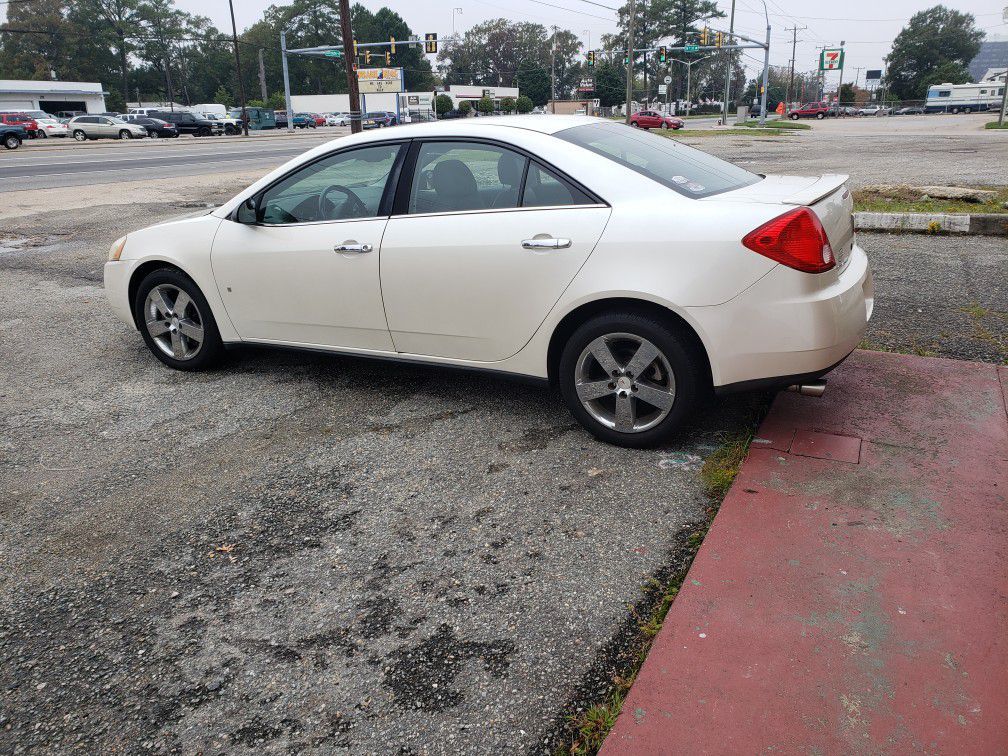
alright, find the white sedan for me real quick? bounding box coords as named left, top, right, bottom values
left=35, top=117, right=69, bottom=138
left=104, top=116, right=873, bottom=447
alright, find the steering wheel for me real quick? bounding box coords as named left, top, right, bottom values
left=319, top=184, right=367, bottom=220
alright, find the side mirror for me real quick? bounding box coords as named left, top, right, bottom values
left=236, top=195, right=259, bottom=224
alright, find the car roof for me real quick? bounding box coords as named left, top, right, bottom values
left=345, top=114, right=604, bottom=143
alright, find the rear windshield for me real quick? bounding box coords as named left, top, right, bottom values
left=556, top=121, right=760, bottom=199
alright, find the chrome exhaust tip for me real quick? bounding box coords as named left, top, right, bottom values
left=786, top=380, right=827, bottom=397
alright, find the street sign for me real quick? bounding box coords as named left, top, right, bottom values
left=658, top=84, right=667, bottom=95
left=684, top=44, right=699, bottom=52
left=663, top=75, right=672, bottom=84
left=323, top=50, right=342, bottom=58
left=820, top=48, right=844, bottom=71
left=358, top=67, right=404, bottom=93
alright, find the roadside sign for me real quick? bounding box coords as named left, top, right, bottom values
left=684, top=44, right=699, bottom=53
left=323, top=50, right=342, bottom=58
left=659, top=84, right=667, bottom=95
left=866, top=69, right=882, bottom=80
left=663, top=75, right=672, bottom=84
left=820, top=48, right=844, bottom=71
left=358, top=67, right=404, bottom=93
left=577, top=76, right=595, bottom=93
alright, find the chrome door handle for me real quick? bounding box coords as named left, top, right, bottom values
left=334, top=243, right=372, bottom=254
left=522, top=238, right=571, bottom=250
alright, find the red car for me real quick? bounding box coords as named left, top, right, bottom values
left=309, top=113, right=325, bottom=127
left=629, top=110, right=684, bottom=130
left=0, top=113, right=39, bottom=137
left=789, top=102, right=830, bottom=120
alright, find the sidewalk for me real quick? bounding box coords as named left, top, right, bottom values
left=602, top=351, right=1008, bottom=754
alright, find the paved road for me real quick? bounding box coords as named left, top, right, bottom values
left=0, top=133, right=339, bottom=191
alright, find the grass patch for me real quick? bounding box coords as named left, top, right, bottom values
left=858, top=337, right=938, bottom=358
left=555, top=408, right=767, bottom=755
left=736, top=119, right=811, bottom=130
left=985, top=120, right=1008, bottom=129
left=852, top=185, right=1008, bottom=215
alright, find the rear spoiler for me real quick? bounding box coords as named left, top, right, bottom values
left=781, top=174, right=849, bottom=206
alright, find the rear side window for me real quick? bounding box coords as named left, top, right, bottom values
left=557, top=121, right=759, bottom=199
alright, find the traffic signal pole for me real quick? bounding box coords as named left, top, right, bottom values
left=759, top=22, right=770, bottom=125
left=624, top=0, right=636, bottom=124
left=721, top=0, right=735, bottom=126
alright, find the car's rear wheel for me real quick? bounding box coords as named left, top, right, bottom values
left=3, top=134, right=21, bottom=149
left=197, top=127, right=211, bottom=137
left=73, top=129, right=87, bottom=141
left=149, top=130, right=160, bottom=139
left=133, top=268, right=223, bottom=371
left=558, top=312, right=704, bottom=448
left=816, top=112, right=824, bottom=119
left=790, top=113, right=799, bottom=120
left=660, top=122, right=669, bottom=130
left=963, top=107, right=971, bottom=114
left=37, top=130, right=47, bottom=138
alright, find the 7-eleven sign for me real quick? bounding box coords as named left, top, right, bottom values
left=820, top=48, right=844, bottom=71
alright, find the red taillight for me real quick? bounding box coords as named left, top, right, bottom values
left=742, top=207, right=835, bottom=273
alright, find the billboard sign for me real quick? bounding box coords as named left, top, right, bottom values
left=819, top=49, right=844, bottom=71
left=357, top=67, right=404, bottom=93
left=866, top=69, right=882, bottom=81
left=577, top=77, right=595, bottom=92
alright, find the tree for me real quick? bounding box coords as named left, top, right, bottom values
left=477, top=95, right=494, bottom=114
left=516, top=61, right=551, bottom=106
left=500, top=96, right=516, bottom=113
left=515, top=94, right=533, bottom=113
left=75, top=0, right=145, bottom=104
left=213, top=85, right=232, bottom=105
left=886, top=5, right=984, bottom=101
left=458, top=100, right=472, bottom=116
left=434, top=94, right=453, bottom=116
left=594, top=59, right=625, bottom=107
left=838, top=82, right=856, bottom=106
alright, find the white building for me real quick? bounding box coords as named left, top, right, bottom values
left=0, top=80, right=107, bottom=115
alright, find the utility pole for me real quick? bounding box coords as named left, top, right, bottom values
left=258, top=48, right=268, bottom=101
left=784, top=25, right=805, bottom=114
left=721, top=0, right=736, bottom=125
left=835, top=41, right=845, bottom=110
left=624, top=0, right=636, bottom=123
left=758, top=20, right=770, bottom=124
left=551, top=25, right=557, bottom=113
left=163, top=58, right=175, bottom=111
left=338, top=0, right=362, bottom=133
left=280, top=31, right=294, bottom=132
left=1000, top=5, right=1008, bottom=126
left=227, top=0, right=248, bottom=135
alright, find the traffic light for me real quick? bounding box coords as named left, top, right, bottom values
left=700, top=27, right=709, bottom=45
left=658, top=45, right=667, bottom=63
left=623, top=52, right=630, bottom=65
left=587, top=50, right=595, bottom=67
left=385, top=51, right=391, bottom=65
left=425, top=33, right=438, bottom=53
left=352, top=39, right=358, bottom=56
left=365, top=49, right=371, bottom=64
left=716, top=31, right=724, bottom=47
left=389, top=37, right=396, bottom=54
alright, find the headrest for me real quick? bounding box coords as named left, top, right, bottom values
left=497, top=153, right=524, bottom=186
left=432, top=159, right=477, bottom=197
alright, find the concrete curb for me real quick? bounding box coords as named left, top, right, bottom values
left=854, top=211, right=1008, bottom=235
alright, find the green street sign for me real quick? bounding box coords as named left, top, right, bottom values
left=684, top=44, right=700, bottom=52
left=324, top=50, right=342, bottom=58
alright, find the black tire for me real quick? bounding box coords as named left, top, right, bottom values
left=73, top=129, right=87, bottom=141
left=133, top=267, right=224, bottom=371
left=963, top=107, right=971, bottom=114
left=197, top=127, right=211, bottom=137
left=224, top=124, right=237, bottom=135
left=816, top=112, right=824, bottom=119
left=3, top=134, right=21, bottom=150
left=630, top=121, right=639, bottom=127
left=149, top=130, right=160, bottom=139
left=37, top=130, right=47, bottom=139
left=790, top=113, right=799, bottom=120
left=558, top=311, right=705, bottom=448
left=119, top=129, right=131, bottom=140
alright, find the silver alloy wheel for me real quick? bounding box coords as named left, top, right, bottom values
left=144, top=284, right=204, bottom=361
left=575, top=332, right=676, bottom=433
left=149, top=130, right=160, bottom=139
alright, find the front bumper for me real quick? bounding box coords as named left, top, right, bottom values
left=104, top=260, right=137, bottom=329
left=689, top=243, right=874, bottom=389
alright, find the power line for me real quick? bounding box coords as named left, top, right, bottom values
left=522, top=0, right=614, bottom=22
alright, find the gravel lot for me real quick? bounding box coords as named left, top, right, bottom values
left=0, top=191, right=761, bottom=753
left=1, top=125, right=1004, bottom=752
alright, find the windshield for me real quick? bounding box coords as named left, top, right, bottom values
left=556, top=121, right=759, bottom=199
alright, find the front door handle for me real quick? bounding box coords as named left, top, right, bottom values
left=334, top=242, right=373, bottom=254
left=522, top=237, right=572, bottom=250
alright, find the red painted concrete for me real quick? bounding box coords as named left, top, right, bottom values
left=602, top=351, right=1008, bottom=755
left=790, top=429, right=862, bottom=463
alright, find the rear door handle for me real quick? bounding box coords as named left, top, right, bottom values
left=334, top=242, right=372, bottom=254
left=522, top=238, right=571, bottom=250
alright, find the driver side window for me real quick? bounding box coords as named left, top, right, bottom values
left=258, top=144, right=402, bottom=225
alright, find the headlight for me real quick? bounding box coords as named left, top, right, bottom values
left=108, top=236, right=127, bottom=262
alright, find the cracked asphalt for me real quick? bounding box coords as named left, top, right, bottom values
left=1, top=137, right=1004, bottom=752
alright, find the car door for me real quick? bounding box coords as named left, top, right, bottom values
left=379, top=139, right=610, bottom=362
left=211, top=142, right=405, bottom=350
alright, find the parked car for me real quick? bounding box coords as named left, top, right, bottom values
left=324, top=112, right=350, bottom=126
left=103, top=116, right=872, bottom=448
left=307, top=113, right=326, bottom=127
left=151, top=110, right=220, bottom=136
left=34, top=117, right=69, bottom=138
left=294, top=113, right=318, bottom=128
left=0, top=113, right=40, bottom=138
left=121, top=114, right=179, bottom=138
left=68, top=114, right=148, bottom=141
left=1, top=122, right=26, bottom=149
left=362, top=111, right=396, bottom=128
left=895, top=106, right=924, bottom=115
left=199, top=112, right=243, bottom=134
left=230, top=106, right=276, bottom=130
left=275, top=111, right=314, bottom=129
left=629, top=110, right=684, bottom=130
left=789, top=102, right=831, bottom=119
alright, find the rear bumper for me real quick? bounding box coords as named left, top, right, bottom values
left=689, top=243, right=874, bottom=389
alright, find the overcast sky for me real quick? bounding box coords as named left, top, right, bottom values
left=186, top=0, right=1006, bottom=86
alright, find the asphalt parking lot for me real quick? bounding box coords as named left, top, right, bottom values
left=1, top=121, right=1005, bottom=752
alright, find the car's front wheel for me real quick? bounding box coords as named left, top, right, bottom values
left=133, top=268, right=223, bottom=371
left=790, top=113, right=799, bottom=120
left=558, top=311, right=704, bottom=447
left=3, top=134, right=21, bottom=149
